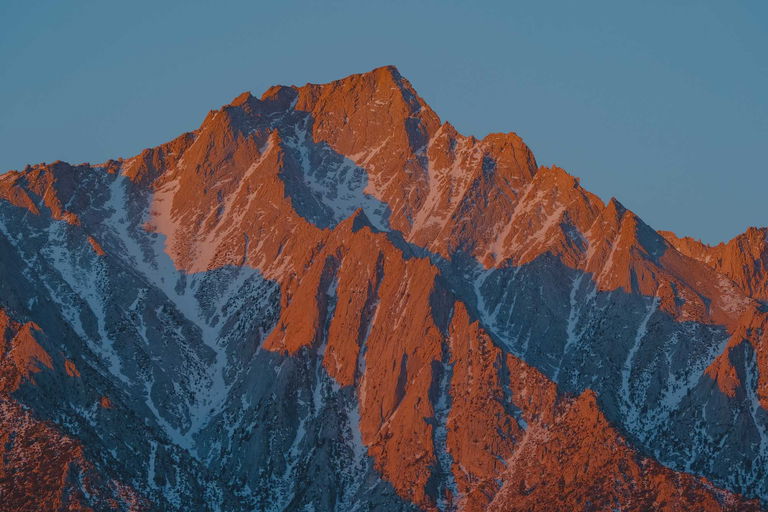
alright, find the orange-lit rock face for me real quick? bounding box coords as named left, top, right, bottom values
left=487, top=389, right=761, bottom=512
left=1, top=66, right=767, bottom=511
left=0, top=311, right=54, bottom=393
left=662, top=227, right=768, bottom=302
left=64, top=359, right=80, bottom=377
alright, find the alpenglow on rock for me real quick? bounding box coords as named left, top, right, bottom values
left=1, top=66, right=767, bottom=511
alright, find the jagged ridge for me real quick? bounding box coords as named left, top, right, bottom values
left=0, top=66, right=767, bottom=511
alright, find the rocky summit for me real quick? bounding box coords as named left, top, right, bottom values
left=1, top=66, right=767, bottom=511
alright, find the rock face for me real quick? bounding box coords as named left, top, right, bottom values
left=661, top=228, right=768, bottom=302
left=0, top=65, right=766, bottom=511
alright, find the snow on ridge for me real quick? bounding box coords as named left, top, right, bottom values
left=283, top=121, right=390, bottom=231
left=103, top=172, right=276, bottom=452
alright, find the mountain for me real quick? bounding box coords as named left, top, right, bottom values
left=1, top=65, right=767, bottom=511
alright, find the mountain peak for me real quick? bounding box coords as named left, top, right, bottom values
left=292, top=64, right=431, bottom=118
left=322, top=64, right=405, bottom=88
left=230, top=91, right=252, bottom=106
left=3, top=68, right=767, bottom=511
left=605, top=196, right=628, bottom=218
left=355, top=64, right=403, bottom=81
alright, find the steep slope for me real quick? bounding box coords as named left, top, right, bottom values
left=0, top=66, right=766, bottom=511
left=487, top=388, right=758, bottom=512
left=661, top=227, right=768, bottom=302
left=0, top=309, right=150, bottom=512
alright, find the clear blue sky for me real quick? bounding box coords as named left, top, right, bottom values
left=1, top=1, right=765, bottom=244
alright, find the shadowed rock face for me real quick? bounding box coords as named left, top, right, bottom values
left=0, top=66, right=766, bottom=511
